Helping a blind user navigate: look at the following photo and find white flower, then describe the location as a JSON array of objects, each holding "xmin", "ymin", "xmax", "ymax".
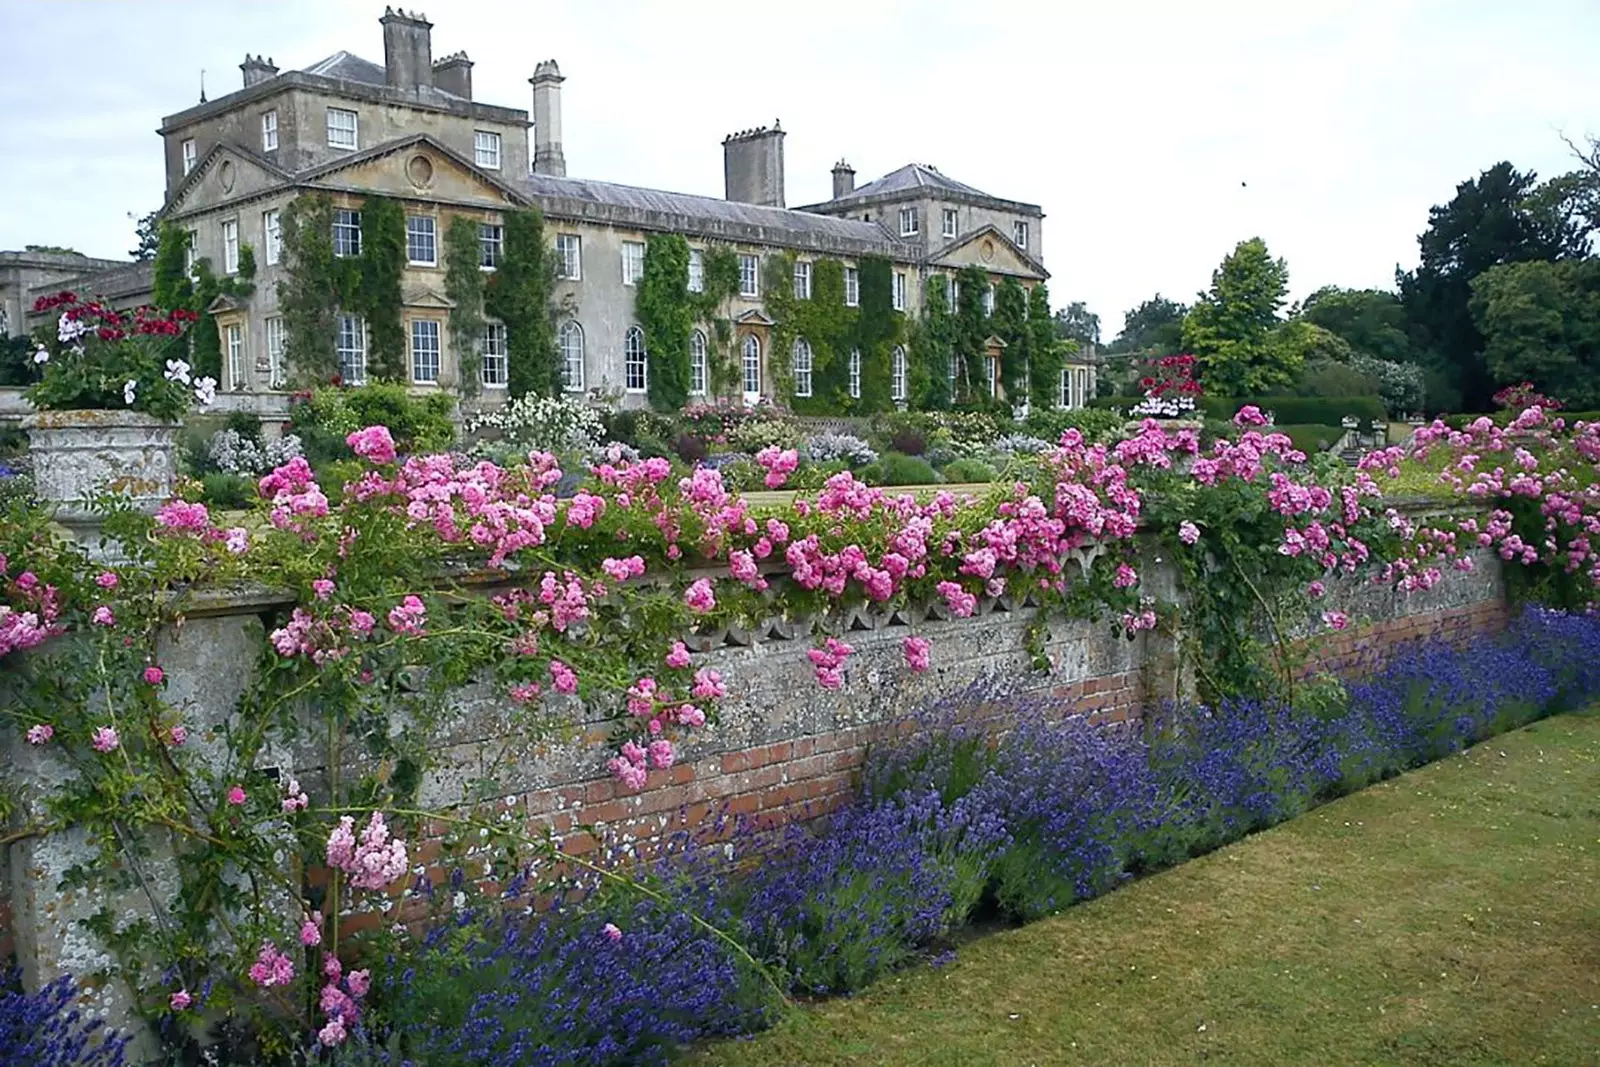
[
  {"xmin": 57, "ymin": 313, "xmax": 91, "ymax": 345},
  {"xmin": 123, "ymin": 379, "xmax": 138, "ymax": 406},
  {"xmin": 193, "ymin": 376, "xmax": 217, "ymax": 408},
  {"xmin": 164, "ymin": 358, "xmax": 192, "ymax": 385},
  {"xmin": 32, "ymin": 346, "xmax": 49, "ymax": 365}
]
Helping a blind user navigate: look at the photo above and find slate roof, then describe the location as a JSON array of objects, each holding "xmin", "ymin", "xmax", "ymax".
[
  {"xmin": 519, "ymin": 173, "xmax": 906, "ymax": 254},
  {"xmin": 848, "ymin": 163, "xmax": 993, "ymax": 201},
  {"xmin": 302, "ymin": 51, "xmax": 469, "ymax": 104}
]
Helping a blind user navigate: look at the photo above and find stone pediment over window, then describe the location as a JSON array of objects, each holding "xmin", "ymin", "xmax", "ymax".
[
  {"xmin": 163, "ymin": 144, "xmax": 293, "ymax": 220},
  {"xmin": 928, "ymin": 225, "xmax": 1048, "ymax": 281},
  {"xmin": 734, "ymin": 309, "xmax": 776, "ymax": 327},
  {"xmin": 207, "ymin": 292, "xmax": 248, "ymax": 315},
  {"xmin": 298, "ymin": 134, "xmax": 525, "ymax": 208},
  {"xmin": 401, "ymin": 283, "xmax": 455, "ymax": 310}
]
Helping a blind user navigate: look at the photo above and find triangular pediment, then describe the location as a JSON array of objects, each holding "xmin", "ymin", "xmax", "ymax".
[
  {"xmin": 164, "ymin": 143, "xmax": 293, "ymax": 220},
  {"xmin": 402, "ymin": 283, "xmax": 455, "ymax": 310},
  {"xmin": 299, "ymin": 134, "xmax": 525, "ymax": 208},
  {"xmin": 207, "ymin": 292, "xmax": 247, "ymax": 314},
  {"xmin": 929, "ymin": 225, "xmax": 1048, "ymax": 280},
  {"xmin": 735, "ymin": 309, "xmax": 776, "ymax": 327}
]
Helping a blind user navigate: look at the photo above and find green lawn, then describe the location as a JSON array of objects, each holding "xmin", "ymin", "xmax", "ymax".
[{"xmin": 697, "ymin": 711, "xmax": 1600, "ymax": 1067}]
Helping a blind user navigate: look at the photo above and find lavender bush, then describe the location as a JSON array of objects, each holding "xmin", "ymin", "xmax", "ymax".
[{"xmin": 0, "ymin": 972, "xmax": 129, "ymax": 1067}]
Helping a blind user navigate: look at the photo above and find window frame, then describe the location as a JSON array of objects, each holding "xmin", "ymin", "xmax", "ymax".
[
  {"xmin": 560, "ymin": 320, "xmax": 586, "ymax": 392},
  {"xmin": 332, "ymin": 209, "xmax": 362, "ymax": 258},
  {"xmin": 335, "ymin": 314, "xmax": 367, "ymax": 385},
  {"xmin": 844, "ymin": 267, "xmax": 860, "ymax": 308},
  {"xmin": 688, "ymin": 248, "xmax": 705, "ymax": 293},
  {"xmin": 405, "ymin": 215, "xmax": 437, "ymax": 267},
  {"xmin": 942, "ymin": 208, "xmax": 958, "ymax": 238},
  {"xmin": 262, "ymin": 209, "xmax": 281, "ymax": 266},
  {"xmin": 891, "ymin": 345, "xmax": 908, "ymax": 402},
  {"xmin": 741, "ymin": 334, "xmax": 762, "ymax": 398},
  {"xmin": 479, "ymin": 223, "xmax": 504, "ymax": 270},
  {"xmin": 326, "ymin": 107, "xmax": 358, "ymax": 150},
  {"xmin": 621, "ymin": 241, "xmax": 645, "ymax": 286},
  {"xmin": 221, "ymin": 219, "xmax": 240, "ymax": 275},
  {"xmin": 556, "ymin": 233, "xmax": 582, "ymax": 280},
  {"xmin": 261, "ymin": 110, "xmax": 278, "ymax": 152},
  {"xmin": 792, "ymin": 337, "xmax": 813, "ymax": 398},
  {"xmin": 892, "ymin": 271, "xmax": 907, "ymax": 311},
  {"xmin": 623, "ymin": 325, "xmax": 648, "ymax": 393},
  {"xmin": 983, "ymin": 284, "xmax": 995, "ymax": 316},
  {"xmin": 183, "ymin": 229, "xmax": 198, "ymax": 273},
  {"xmin": 473, "ymin": 130, "xmax": 502, "ymax": 170},
  {"xmin": 181, "ymin": 139, "xmax": 197, "ymax": 175},
  {"xmin": 265, "ymin": 316, "xmax": 285, "ymax": 389},
  {"xmin": 1013, "ymin": 220, "xmax": 1029, "ymax": 249},
  {"xmin": 738, "ymin": 253, "xmax": 760, "ymax": 298},
  {"xmin": 225, "ymin": 323, "xmax": 245, "ymax": 390},
  {"xmin": 480, "ymin": 322, "xmax": 509, "ymax": 388},
  {"xmin": 899, "ymin": 207, "xmax": 920, "ymax": 236},
  {"xmin": 409, "ymin": 318, "xmax": 442, "ymax": 383},
  {"xmin": 793, "ymin": 260, "xmax": 812, "ymax": 300},
  {"xmin": 689, "ymin": 329, "xmax": 708, "ymax": 396},
  {"xmin": 848, "ymin": 348, "xmax": 861, "ymax": 400}
]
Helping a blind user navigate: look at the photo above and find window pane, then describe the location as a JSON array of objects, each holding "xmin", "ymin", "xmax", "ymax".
[
  {"xmin": 690, "ymin": 330, "xmax": 707, "ymax": 395},
  {"xmin": 333, "ymin": 210, "xmax": 362, "ymax": 258},
  {"xmin": 480, "ymin": 323, "xmax": 508, "ymax": 386},
  {"xmin": 739, "ymin": 254, "xmax": 759, "ymax": 297},
  {"xmin": 336, "ymin": 314, "xmax": 366, "ymax": 384},
  {"xmin": 479, "ymin": 224, "xmax": 503, "ymax": 268},
  {"xmin": 792, "ymin": 339, "xmax": 812, "ymax": 398},
  {"xmin": 624, "ymin": 326, "xmax": 647, "ymax": 391},
  {"xmin": 560, "ymin": 321, "xmax": 585, "ymax": 390},
  {"xmin": 406, "ymin": 216, "xmax": 436, "ymax": 265},
  {"xmin": 474, "ymin": 130, "xmax": 501, "ymax": 169},
  {"xmin": 688, "ymin": 249, "xmax": 705, "ymax": 293},
  {"xmin": 410, "ymin": 320, "xmax": 440, "ymax": 382},
  {"xmin": 327, "ymin": 108, "xmax": 357, "ymax": 149},
  {"xmin": 742, "ymin": 335, "xmax": 761, "ymax": 395}
]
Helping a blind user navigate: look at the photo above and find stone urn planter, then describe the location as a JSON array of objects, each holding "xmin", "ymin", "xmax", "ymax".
[{"xmin": 22, "ymin": 409, "xmax": 180, "ymax": 550}]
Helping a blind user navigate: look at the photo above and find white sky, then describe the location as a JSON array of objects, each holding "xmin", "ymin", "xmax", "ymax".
[{"xmin": 2, "ymin": 0, "xmax": 1596, "ymax": 336}]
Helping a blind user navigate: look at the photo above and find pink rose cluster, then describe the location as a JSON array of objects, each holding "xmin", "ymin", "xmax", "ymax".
[
  {"xmin": 325, "ymin": 811, "xmax": 409, "ymax": 891},
  {"xmin": 346, "ymin": 424, "xmax": 397, "ymax": 464},
  {"xmin": 756, "ymin": 446, "xmax": 800, "ymax": 489},
  {"xmin": 806, "ymin": 636, "xmax": 855, "ymax": 690}
]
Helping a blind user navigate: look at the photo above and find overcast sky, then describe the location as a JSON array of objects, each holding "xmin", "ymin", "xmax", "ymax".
[{"xmin": 2, "ymin": 0, "xmax": 1596, "ymax": 335}]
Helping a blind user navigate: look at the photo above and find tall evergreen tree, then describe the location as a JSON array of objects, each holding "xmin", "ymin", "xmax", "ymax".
[{"xmin": 1182, "ymin": 237, "xmax": 1296, "ymax": 395}]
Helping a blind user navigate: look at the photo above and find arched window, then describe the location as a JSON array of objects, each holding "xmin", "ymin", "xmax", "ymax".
[
  {"xmin": 891, "ymin": 345, "xmax": 908, "ymax": 403},
  {"xmin": 689, "ymin": 329, "xmax": 708, "ymax": 396},
  {"xmin": 741, "ymin": 334, "xmax": 761, "ymax": 398},
  {"xmin": 624, "ymin": 325, "xmax": 647, "ymax": 392},
  {"xmin": 559, "ymin": 320, "xmax": 585, "ymax": 391},
  {"xmin": 848, "ymin": 348, "xmax": 862, "ymax": 399},
  {"xmin": 792, "ymin": 338, "xmax": 813, "ymax": 398}
]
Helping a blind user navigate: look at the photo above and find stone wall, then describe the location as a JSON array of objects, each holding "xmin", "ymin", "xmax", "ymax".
[{"xmin": 0, "ymin": 546, "xmax": 1507, "ymax": 1039}]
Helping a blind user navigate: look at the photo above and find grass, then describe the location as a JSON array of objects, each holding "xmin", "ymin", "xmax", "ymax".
[{"xmin": 697, "ymin": 710, "xmax": 1600, "ymax": 1067}]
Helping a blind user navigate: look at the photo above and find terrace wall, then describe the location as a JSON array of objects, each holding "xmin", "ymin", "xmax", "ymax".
[{"xmin": 0, "ymin": 545, "xmax": 1507, "ymax": 1037}]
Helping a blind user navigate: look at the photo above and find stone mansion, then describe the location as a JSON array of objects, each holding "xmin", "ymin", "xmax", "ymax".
[{"xmin": 2, "ymin": 8, "xmax": 1099, "ymax": 412}]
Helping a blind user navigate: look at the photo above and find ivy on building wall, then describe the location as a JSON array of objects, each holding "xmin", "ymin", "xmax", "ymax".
[
  {"xmin": 637, "ymin": 234, "xmax": 694, "ymax": 411},
  {"xmin": 909, "ymin": 275, "xmax": 955, "ymax": 411},
  {"xmin": 853, "ymin": 255, "xmax": 899, "ymax": 414},
  {"xmin": 277, "ymin": 195, "xmax": 346, "ymax": 384},
  {"xmin": 992, "ymin": 277, "xmax": 1029, "ymax": 406},
  {"xmin": 687, "ymin": 246, "xmax": 743, "ymax": 398},
  {"xmin": 151, "ymin": 223, "xmax": 255, "ymax": 382},
  {"xmin": 359, "ymin": 197, "xmax": 407, "ymax": 382},
  {"xmin": 1026, "ymin": 283, "xmax": 1063, "ymax": 409},
  {"xmin": 953, "ymin": 264, "xmax": 992, "ymax": 405},
  {"xmin": 764, "ymin": 254, "xmax": 860, "ymax": 413},
  {"xmin": 486, "ymin": 209, "xmax": 559, "ymax": 398},
  {"xmin": 444, "ymin": 216, "xmax": 486, "ymax": 396}
]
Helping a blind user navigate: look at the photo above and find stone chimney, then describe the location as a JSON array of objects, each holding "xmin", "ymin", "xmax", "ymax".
[
  {"xmin": 723, "ymin": 123, "xmax": 786, "ymax": 208},
  {"xmin": 433, "ymin": 51, "xmax": 473, "ymax": 99},
  {"xmin": 381, "ymin": 7, "xmax": 434, "ymax": 92},
  {"xmin": 240, "ymin": 54, "xmax": 278, "ymax": 88},
  {"xmin": 530, "ymin": 59, "xmax": 566, "ymax": 177},
  {"xmin": 831, "ymin": 159, "xmax": 855, "ymax": 200}
]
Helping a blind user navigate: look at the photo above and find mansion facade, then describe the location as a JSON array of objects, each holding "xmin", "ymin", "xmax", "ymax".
[{"xmin": 3, "ymin": 8, "xmax": 1099, "ymax": 412}]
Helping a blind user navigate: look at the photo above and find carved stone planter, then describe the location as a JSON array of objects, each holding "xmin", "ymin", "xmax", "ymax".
[{"xmin": 23, "ymin": 409, "xmax": 179, "ymax": 552}]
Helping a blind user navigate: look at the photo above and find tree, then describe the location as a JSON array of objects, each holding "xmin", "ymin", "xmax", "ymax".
[
  {"xmin": 1398, "ymin": 162, "xmax": 1590, "ymax": 411},
  {"xmin": 1109, "ymin": 294, "xmax": 1186, "ymax": 354},
  {"xmin": 1181, "ymin": 237, "xmax": 1297, "ymax": 395},
  {"xmin": 1470, "ymin": 258, "xmax": 1600, "ymax": 409},
  {"xmin": 130, "ymin": 210, "xmax": 161, "ymax": 262},
  {"xmin": 1052, "ymin": 301, "xmax": 1100, "ymax": 346},
  {"xmin": 1300, "ymin": 287, "xmax": 1417, "ymax": 365}
]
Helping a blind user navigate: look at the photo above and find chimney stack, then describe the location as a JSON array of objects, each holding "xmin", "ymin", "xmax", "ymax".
[
  {"xmin": 723, "ymin": 122, "xmax": 786, "ymax": 208},
  {"xmin": 831, "ymin": 159, "xmax": 855, "ymax": 200},
  {"xmin": 381, "ymin": 7, "xmax": 434, "ymax": 93},
  {"xmin": 433, "ymin": 51, "xmax": 473, "ymax": 99},
  {"xmin": 530, "ymin": 60, "xmax": 566, "ymax": 177},
  {"xmin": 241, "ymin": 54, "xmax": 278, "ymax": 88}
]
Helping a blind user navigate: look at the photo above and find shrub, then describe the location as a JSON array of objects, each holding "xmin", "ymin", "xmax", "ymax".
[
  {"xmin": 198, "ymin": 471, "xmax": 254, "ymax": 510},
  {"xmin": 672, "ymin": 433, "xmax": 709, "ymax": 465},
  {"xmin": 803, "ymin": 432, "xmax": 878, "ymax": 468},
  {"xmin": 206, "ymin": 429, "xmax": 304, "ymax": 476},
  {"xmin": 1023, "ymin": 407, "xmax": 1125, "ymax": 444},
  {"xmin": 728, "ymin": 415, "xmax": 802, "ymax": 454},
  {"xmin": 858, "ymin": 452, "xmax": 940, "ymax": 487},
  {"xmin": 467, "ymin": 393, "xmax": 603, "ymax": 460},
  {"xmin": 940, "ymin": 458, "xmax": 999, "ymax": 483},
  {"xmin": 291, "ymin": 385, "xmax": 456, "ymax": 463},
  {"xmin": 888, "ymin": 427, "xmax": 927, "ymax": 456},
  {"xmin": 1, "ymin": 971, "xmax": 130, "ymax": 1067},
  {"xmin": 988, "ymin": 433, "xmax": 1051, "ymax": 456},
  {"xmin": 1275, "ymin": 423, "xmax": 1345, "ymax": 455}
]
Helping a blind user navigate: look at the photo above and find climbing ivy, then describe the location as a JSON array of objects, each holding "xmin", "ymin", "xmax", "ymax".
[
  {"xmin": 1026, "ymin": 283, "xmax": 1063, "ymax": 410},
  {"xmin": 277, "ymin": 194, "xmax": 346, "ymax": 384},
  {"xmin": 953, "ymin": 264, "xmax": 991, "ymax": 405},
  {"xmin": 486, "ymin": 209, "xmax": 559, "ymax": 398},
  {"xmin": 444, "ymin": 216, "xmax": 486, "ymax": 397},
  {"xmin": 992, "ymin": 277, "xmax": 1029, "ymax": 406},
  {"xmin": 638, "ymin": 235, "xmax": 694, "ymax": 411},
  {"xmin": 853, "ymin": 255, "xmax": 899, "ymax": 414},
  {"xmin": 909, "ymin": 275, "xmax": 954, "ymax": 411},
  {"xmin": 688, "ymin": 246, "xmax": 742, "ymax": 398},
  {"xmin": 358, "ymin": 197, "xmax": 407, "ymax": 382},
  {"xmin": 764, "ymin": 254, "xmax": 859, "ymax": 412},
  {"xmin": 151, "ymin": 223, "xmax": 255, "ymax": 382}
]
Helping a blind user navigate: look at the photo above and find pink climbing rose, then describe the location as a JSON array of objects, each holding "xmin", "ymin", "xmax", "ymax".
[
  {"xmin": 143, "ymin": 666, "xmax": 165, "ymax": 685},
  {"xmin": 602, "ymin": 922, "xmax": 623, "ymax": 943},
  {"xmin": 346, "ymin": 425, "xmax": 397, "ymax": 464},
  {"xmin": 684, "ymin": 578, "xmax": 716, "ymax": 614},
  {"xmin": 90, "ymin": 726, "xmax": 119, "ymax": 753},
  {"xmin": 248, "ymin": 941, "xmax": 295, "ymax": 988},
  {"xmin": 26, "ymin": 724, "xmax": 53, "ymax": 745},
  {"xmin": 903, "ymin": 635, "xmax": 931, "ymax": 673},
  {"xmin": 169, "ymin": 989, "xmax": 192, "ymax": 1012},
  {"xmin": 1178, "ymin": 521, "xmax": 1201, "ymax": 545},
  {"xmin": 226, "ymin": 785, "xmax": 247, "ymax": 806}
]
